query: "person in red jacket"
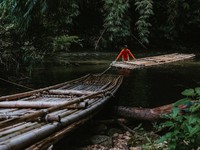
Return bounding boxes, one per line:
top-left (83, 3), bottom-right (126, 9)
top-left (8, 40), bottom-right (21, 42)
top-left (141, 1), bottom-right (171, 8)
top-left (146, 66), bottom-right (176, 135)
top-left (113, 45), bottom-right (136, 64)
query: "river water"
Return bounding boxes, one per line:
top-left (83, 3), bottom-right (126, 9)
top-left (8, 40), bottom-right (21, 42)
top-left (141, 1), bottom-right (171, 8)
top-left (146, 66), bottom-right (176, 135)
top-left (1, 51), bottom-right (199, 107)
top-left (0, 51), bottom-right (200, 148)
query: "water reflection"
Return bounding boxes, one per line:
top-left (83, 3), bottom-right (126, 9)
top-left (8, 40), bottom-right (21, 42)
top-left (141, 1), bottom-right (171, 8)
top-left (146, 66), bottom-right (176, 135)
top-left (116, 68), bottom-right (132, 77)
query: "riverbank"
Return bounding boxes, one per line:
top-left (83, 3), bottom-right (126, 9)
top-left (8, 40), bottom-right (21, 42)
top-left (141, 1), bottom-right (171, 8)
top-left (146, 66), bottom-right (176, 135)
top-left (52, 116), bottom-right (166, 150)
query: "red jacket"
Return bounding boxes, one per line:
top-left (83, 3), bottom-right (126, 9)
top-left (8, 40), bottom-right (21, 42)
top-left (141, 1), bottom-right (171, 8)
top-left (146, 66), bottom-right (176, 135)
top-left (115, 48), bottom-right (136, 61)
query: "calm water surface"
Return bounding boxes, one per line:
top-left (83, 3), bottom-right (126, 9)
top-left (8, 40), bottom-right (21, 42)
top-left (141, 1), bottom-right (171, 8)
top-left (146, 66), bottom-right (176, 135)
top-left (0, 51), bottom-right (200, 148)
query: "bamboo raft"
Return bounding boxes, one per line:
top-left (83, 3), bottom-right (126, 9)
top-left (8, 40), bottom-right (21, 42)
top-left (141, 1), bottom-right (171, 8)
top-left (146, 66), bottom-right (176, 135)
top-left (0, 74), bottom-right (123, 150)
top-left (111, 53), bottom-right (195, 69)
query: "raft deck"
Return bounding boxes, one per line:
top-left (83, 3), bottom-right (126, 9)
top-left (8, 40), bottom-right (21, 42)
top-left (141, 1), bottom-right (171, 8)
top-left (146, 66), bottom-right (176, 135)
top-left (111, 53), bottom-right (195, 69)
top-left (0, 74), bottom-right (123, 150)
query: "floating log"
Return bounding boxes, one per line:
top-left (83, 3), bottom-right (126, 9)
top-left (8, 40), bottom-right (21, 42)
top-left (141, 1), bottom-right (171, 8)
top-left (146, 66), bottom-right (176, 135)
top-left (116, 102), bottom-right (188, 121)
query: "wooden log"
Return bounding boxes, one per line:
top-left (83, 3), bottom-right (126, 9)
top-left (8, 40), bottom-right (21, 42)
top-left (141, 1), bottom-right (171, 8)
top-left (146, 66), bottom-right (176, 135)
top-left (48, 89), bottom-right (95, 95)
top-left (116, 103), bottom-right (188, 121)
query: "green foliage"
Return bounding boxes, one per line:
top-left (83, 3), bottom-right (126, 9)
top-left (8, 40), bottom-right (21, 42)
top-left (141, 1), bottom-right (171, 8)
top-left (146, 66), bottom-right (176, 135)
top-left (0, 0), bottom-right (80, 75)
top-left (135, 0), bottom-right (153, 44)
top-left (102, 0), bottom-right (131, 44)
top-left (46, 0), bottom-right (79, 33)
top-left (1, 0), bottom-right (200, 74)
top-left (1, 0), bottom-right (79, 34)
top-left (53, 35), bottom-right (82, 52)
top-left (156, 88), bottom-right (200, 149)
top-left (158, 0), bottom-right (200, 41)
top-left (19, 42), bottom-right (44, 75)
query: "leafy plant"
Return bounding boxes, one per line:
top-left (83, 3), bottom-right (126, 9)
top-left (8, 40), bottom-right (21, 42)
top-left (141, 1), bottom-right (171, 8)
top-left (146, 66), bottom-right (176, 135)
top-left (19, 42), bottom-right (44, 75)
top-left (102, 0), bottom-right (131, 43)
top-left (156, 87), bottom-right (200, 149)
top-left (53, 35), bottom-right (82, 52)
top-left (135, 0), bottom-right (153, 44)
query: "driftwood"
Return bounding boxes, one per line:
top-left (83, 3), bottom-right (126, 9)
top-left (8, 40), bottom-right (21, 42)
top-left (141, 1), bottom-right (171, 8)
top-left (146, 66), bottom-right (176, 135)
top-left (116, 103), bottom-right (188, 121)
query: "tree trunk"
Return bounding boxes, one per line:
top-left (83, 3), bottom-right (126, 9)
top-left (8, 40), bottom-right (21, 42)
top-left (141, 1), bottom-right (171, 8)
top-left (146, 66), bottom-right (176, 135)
top-left (116, 103), bottom-right (188, 121)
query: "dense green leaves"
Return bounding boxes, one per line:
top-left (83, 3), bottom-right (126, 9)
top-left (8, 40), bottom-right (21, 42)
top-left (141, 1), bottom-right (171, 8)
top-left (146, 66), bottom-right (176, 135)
top-left (53, 35), bottom-right (82, 52)
top-left (102, 0), bottom-right (131, 44)
top-left (181, 89), bottom-right (195, 97)
top-left (135, 0), bottom-right (153, 44)
top-left (157, 88), bottom-right (200, 149)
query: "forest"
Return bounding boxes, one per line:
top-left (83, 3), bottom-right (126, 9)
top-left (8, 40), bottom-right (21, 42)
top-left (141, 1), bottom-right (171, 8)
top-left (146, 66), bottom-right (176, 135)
top-left (0, 0), bottom-right (200, 149)
top-left (0, 0), bottom-right (200, 74)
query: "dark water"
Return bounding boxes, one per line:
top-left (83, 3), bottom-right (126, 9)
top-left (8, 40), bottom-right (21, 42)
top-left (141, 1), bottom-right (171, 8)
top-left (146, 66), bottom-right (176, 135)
top-left (0, 52), bottom-right (200, 148)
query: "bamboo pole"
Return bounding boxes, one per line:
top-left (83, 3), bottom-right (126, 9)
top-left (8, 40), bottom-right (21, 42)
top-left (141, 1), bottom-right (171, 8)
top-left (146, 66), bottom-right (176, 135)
top-left (0, 123), bottom-right (45, 143)
top-left (0, 101), bottom-right (88, 109)
top-left (26, 116), bottom-right (92, 150)
top-left (48, 89), bottom-right (95, 95)
top-left (0, 123), bottom-right (35, 138)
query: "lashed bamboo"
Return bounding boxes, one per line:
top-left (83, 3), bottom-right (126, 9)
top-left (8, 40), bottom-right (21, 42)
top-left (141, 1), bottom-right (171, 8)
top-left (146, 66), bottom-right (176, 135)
top-left (0, 74), bottom-right (90, 101)
top-left (0, 75), bottom-right (123, 150)
top-left (41, 94), bottom-right (71, 98)
top-left (0, 122), bottom-right (45, 143)
top-left (0, 95), bottom-right (109, 149)
top-left (25, 116), bottom-right (92, 150)
top-left (44, 102), bottom-right (88, 122)
top-left (49, 89), bottom-right (95, 95)
top-left (0, 101), bottom-right (88, 109)
top-left (0, 76), bottom-right (122, 129)
top-left (111, 53), bottom-right (195, 69)
top-left (0, 123), bottom-right (35, 138)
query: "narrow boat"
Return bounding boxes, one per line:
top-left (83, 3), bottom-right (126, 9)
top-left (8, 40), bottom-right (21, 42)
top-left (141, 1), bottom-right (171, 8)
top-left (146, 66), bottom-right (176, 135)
top-left (111, 53), bottom-right (195, 70)
top-left (0, 74), bottom-right (123, 150)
